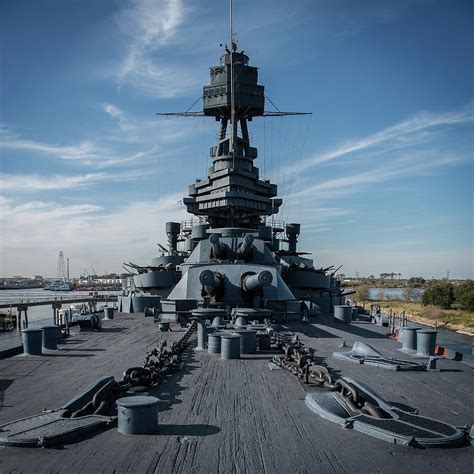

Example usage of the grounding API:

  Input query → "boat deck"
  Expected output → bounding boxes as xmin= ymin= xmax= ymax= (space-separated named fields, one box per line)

xmin=0 ymin=312 xmax=472 ymax=473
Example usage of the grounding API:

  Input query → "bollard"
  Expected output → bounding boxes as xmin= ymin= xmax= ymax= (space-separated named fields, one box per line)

xmin=196 ymin=322 xmax=215 ymax=351
xmin=21 ymin=328 xmax=42 ymax=356
xmin=415 ymin=329 xmax=438 ymax=357
xmin=398 ymin=325 xmax=421 ymax=353
xmin=334 ymin=305 xmax=352 ymax=323
xmin=116 ymin=396 xmax=159 ymax=435
xmin=208 ymin=333 xmax=222 ymax=354
xmin=221 ymin=334 xmax=241 ymax=359
xmin=196 ymin=322 xmax=207 ymax=350
xmin=42 ymin=325 xmax=58 ymax=350
xmin=104 ymin=307 xmax=114 ymax=320
xmin=231 ymin=329 xmax=257 ymax=354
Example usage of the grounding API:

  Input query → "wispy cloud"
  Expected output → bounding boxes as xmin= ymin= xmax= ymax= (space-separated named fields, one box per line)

xmin=0 ymin=170 xmax=148 ymax=193
xmin=0 ymin=194 xmax=188 ymax=275
xmin=294 ymin=106 xmax=474 ymax=173
xmin=0 ymin=136 xmax=100 ymax=162
xmin=294 ymin=152 xmax=466 ymax=199
xmin=277 ymin=105 xmax=473 ymax=201
xmin=113 ymin=0 xmax=205 ymax=98
xmin=0 ymin=107 xmax=191 ymax=169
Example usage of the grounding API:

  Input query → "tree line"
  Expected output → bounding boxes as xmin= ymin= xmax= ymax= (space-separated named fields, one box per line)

xmin=422 ymin=280 xmax=474 ymax=310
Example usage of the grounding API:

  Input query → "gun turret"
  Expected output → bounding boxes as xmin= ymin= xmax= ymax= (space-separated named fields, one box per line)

xmin=241 ymin=270 xmax=273 ymax=292
xmin=236 ymin=234 xmax=254 ymax=261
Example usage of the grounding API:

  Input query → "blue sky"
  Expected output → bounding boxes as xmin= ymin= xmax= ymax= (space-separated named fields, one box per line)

xmin=0 ymin=0 xmax=472 ymax=279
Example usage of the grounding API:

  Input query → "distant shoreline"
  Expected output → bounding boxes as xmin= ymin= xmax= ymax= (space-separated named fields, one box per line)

xmin=364 ymin=299 xmax=474 ymax=337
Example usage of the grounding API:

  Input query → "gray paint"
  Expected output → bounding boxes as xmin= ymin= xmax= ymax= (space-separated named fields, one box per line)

xmin=42 ymin=325 xmax=58 ymax=350
xmin=21 ymin=328 xmax=42 ymax=355
xmin=117 ymin=396 xmax=159 ymax=435
xmin=208 ymin=333 xmax=222 ymax=354
xmin=168 ymin=263 xmax=294 ymax=303
xmin=103 ymin=307 xmax=114 ymax=320
xmin=415 ymin=329 xmax=438 ymax=357
xmin=231 ymin=329 xmax=257 ymax=354
xmin=334 ymin=305 xmax=352 ymax=323
xmin=220 ymin=334 xmax=241 ymax=359
xmin=399 ymin=326 xmax=422 ymax=353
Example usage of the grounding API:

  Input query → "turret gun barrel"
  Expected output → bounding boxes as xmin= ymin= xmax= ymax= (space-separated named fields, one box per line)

xmin=237 ymin=234 xmax=254 ymax=260
xmin=209 ymin=234 xmax=225 ymax=259
xmin=242 ymin=270 xmax=273 ymax=292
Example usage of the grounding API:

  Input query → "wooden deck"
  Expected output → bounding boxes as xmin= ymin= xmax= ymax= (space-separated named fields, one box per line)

xmin=0 ymin=313 xmax=472 ymax=473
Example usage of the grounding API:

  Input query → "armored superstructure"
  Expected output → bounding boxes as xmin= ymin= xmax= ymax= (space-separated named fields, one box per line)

xmin=126 ymin=44 xmax=346 ymax=318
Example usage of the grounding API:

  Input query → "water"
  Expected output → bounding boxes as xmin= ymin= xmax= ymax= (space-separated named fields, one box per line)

xmin=0 ymin=288 xmax=121 ymax=352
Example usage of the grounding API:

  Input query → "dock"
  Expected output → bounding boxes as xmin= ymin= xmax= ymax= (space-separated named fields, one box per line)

xmin=0 ymin=294 xmax=118 ymax=358
xmin=0 ymin=312 xmax=472 ymax=473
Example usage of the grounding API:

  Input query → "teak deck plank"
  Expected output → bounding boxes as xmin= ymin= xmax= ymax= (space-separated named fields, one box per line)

xmin=0 ymin=313 xmax=472 ymax=473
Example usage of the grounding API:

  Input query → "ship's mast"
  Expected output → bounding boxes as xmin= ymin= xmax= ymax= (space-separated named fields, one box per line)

xmin=229 ymin=0 xmax=235 ymax=170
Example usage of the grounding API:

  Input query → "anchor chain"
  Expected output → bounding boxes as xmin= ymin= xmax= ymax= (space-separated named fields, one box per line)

xmin=66 ymin=320 xmax=197 ymax=418
xmin=271 ymin=333 xmax=390 ymax=419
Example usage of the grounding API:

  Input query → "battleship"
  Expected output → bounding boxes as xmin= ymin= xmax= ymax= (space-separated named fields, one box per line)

xmin=0 ymin=8 xmax=472 ymax=474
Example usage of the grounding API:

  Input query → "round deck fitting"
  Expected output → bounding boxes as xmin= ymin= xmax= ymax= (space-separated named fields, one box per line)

xmin=117 ymin=396 xmax=159 ymax=435
xmin=103 ymin=307 xmax=114 ymax=320
xmin=196 ymin=323 xmax=215 ymax=351
xmin=234 ymin=308 xmax=272 ymax=322
xmin=42 ymin=325 xmax=58 ymax=350
xmin=21 ymin=328 xmax=43 ymax=356
xmin=398 ymin=326 xmax=421 ymax=353
xmin=415 ymin=329 xmax=438 ymax=357
xmin=221 ymin=334 xmax=241 ymax=359
xmin=334 ymin=305 xmax=352 ymax=323
xmin=231 ymin=329 xmax=257 ymax=354
xmin=208 ymin=333 xmax=223 ymax=354
xmin=192 ymin=308 xmax=227 ymax=320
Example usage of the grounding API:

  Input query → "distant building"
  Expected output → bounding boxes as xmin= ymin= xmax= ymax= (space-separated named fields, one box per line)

xmin=94 ymin=278 xmax=123 ymax=285
xmin=34 ymin=275 xmax=44 ymax=280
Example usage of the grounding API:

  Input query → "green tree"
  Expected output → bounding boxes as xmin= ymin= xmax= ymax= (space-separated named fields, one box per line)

xmin=453 ymin=280 xmax=474 ymax=311
xmin=422 ymin=282 xmax=455 ymax=309
xmin=408 ymin=277 xmax=426 ymax=288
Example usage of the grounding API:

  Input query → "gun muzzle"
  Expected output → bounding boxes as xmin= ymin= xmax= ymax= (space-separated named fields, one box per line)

xmin=242 ymin=270 xmax=273 ymax=292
